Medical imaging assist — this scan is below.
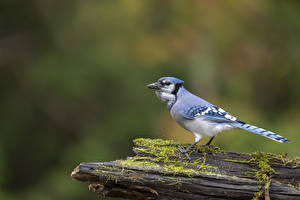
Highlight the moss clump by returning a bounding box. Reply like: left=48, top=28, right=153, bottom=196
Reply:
left=250, top=152, right=275, bottom=182
left=286, top=183, right=300, bottom=191
left=196, top=144, right=225, bottom=155
left=119, top=159, right=205, bottom=176
left=134, top=138, right=224, bottom=161
left=224, top=152, right=279, bottom=181
left=119, top=138, right=219, bottom=177
left=260, top=153, right=300, bottom=169
left=134, top=138, right=180, bottom=147
left=252, top=190, right=263, bottom=200
left=120, top=159, right=164, bottom=172
left=224, top=152, right=276, bottom=200
left=291, top=157, right=300, bottom=168
left=133, top=138, right=180, bottom=162
left=251, top=153, right=274, bottom=200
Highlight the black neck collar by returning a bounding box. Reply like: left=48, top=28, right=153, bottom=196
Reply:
left=172, top=84, right=182, bottom=95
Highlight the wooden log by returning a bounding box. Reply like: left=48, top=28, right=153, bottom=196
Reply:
left=71, top=138, right=300, bottom=200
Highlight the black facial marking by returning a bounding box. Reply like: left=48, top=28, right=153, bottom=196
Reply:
left=172, top=83, right=182, bottom=95
left=159, top=79, right=171, bottom=86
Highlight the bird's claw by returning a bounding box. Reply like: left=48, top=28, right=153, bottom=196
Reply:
left=177, top=145, right=191, bottom=160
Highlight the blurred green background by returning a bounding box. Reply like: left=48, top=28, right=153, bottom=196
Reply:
left=1, top=1, right=300, bottom=199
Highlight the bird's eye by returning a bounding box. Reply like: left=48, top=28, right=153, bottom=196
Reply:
left=159, top=79, right=171, bottom=86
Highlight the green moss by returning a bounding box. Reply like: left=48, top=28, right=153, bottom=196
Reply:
left=134, top=138, right=224, bottom=161
left=252, top=190, right=263, bottom=200
left=118, top=138, right=220, bottom=177
left=251, top=152, right=275, bottom=181
left=291, top=157, right=300, bottom=168
left=133, top=138, right=180, bottom=162
left=246, top=152, right=274, bottom=200
left=224, top=152, right=276, bottom=200
left=120, top=159, right=164, bottom=172
left=165, top=177, right=181, bottom=186
left=223, top=159, right=251, bottom=164
left=134, top=138, right=180, bottom=147
left=286, top=183, right=300, bottom=190
left=196, top=144, right=225, bottom=155
left=224, top=152, right=277, bottom=180
left=261, top=153, right=300, bottom=169
left=119, top=155, right=216, bottom=177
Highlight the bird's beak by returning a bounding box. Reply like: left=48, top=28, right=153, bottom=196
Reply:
left=147, top=82, right=159, bottom=90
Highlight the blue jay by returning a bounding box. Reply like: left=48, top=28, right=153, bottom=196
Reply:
left=147, top=77, right=290, bottom=158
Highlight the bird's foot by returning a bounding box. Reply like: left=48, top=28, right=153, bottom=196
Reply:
left=177, top=145, right=191, bottom=160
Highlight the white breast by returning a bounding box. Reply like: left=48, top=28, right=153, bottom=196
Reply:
left=171, top=110, right=233, bottom=138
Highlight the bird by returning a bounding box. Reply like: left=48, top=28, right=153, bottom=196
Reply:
left=147, top=77, right=290, bottom=158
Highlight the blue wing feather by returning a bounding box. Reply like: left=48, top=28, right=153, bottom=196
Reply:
left=182, top=106, right=207, bottom=119
left=182, top=105, right=242, bottom=123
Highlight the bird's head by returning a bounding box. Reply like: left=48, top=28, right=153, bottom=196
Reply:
left=147, top=77, right=184, bottom=103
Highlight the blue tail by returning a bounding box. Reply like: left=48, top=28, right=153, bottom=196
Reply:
left=232, top=122, right=290, bottom=143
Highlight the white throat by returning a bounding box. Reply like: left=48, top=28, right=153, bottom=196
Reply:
left=155, top=90, right=176, bottom=109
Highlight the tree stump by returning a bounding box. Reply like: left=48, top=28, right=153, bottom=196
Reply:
left=71, top=138, right=300, bottom=200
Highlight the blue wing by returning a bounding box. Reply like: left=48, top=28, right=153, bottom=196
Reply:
left=182, top=105, right=244, bottom=124
left=181, top=105, right=290, bottom=143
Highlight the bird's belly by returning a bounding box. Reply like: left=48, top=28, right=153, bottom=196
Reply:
left=171, top=113, right=233, bottom=138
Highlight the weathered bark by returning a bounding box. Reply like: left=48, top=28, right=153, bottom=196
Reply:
left=71, top=138, right=300, bottom=200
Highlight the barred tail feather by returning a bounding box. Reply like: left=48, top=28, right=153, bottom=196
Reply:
left=232, top=123, right=290, bottom=143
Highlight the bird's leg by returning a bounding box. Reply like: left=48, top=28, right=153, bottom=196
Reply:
left=205, top=136, right=215, bottom=146
left=178, top=141, right=199, bottom=160
left=178, top=142, right=197, bottom=153
left=178, top=134, right=201, bottom=160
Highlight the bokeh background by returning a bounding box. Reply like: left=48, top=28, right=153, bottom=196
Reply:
left=1, top=1, right=300, bottom=200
